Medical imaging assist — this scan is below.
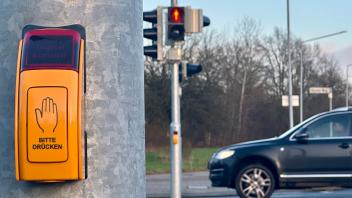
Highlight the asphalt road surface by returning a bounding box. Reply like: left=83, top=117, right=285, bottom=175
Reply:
left=147, top=172, right=352, bottom=198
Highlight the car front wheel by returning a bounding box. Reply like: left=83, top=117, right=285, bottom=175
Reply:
left=235, top=164, right=275, bottom=198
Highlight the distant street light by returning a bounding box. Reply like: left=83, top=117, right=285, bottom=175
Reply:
left=299, top=30, right=347, bottom=122
left=346, top=64, right=352, bottom=107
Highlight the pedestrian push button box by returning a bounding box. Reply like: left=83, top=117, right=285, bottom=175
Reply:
left=14, top=25, right=87, bottom=182
left=27, top=87, right=68, bottom=163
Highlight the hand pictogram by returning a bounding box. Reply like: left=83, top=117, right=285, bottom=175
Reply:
left=35, top=97, right=58, bottom=133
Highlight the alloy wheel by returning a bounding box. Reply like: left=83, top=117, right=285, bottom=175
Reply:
left=239, top=167, right=272, bottom=198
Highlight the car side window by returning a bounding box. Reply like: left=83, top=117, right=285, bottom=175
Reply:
left=305, top=113, right=351, bottom=138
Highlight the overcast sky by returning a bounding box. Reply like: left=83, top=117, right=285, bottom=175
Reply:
left=144, top=0, right=352, bottom=67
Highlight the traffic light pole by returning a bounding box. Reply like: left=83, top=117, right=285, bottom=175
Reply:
left=166, top=1, right=209, bottom=197
left=169, top=1, right=181, bottom=198
left=171, top=0, right=177, bottom=6
left=170, top=56, right=182, bottom=198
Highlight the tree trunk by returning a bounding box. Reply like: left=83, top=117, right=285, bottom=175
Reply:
left=0, top=0, right=145, bottom=197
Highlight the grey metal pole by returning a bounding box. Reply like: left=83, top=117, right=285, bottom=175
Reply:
left=303, top=31, right=347, bottom=43
left=0, top=1, right=145, bottom=197
left=171, top=0, right=177, bottom=6
left=300, top=50, right=303, bottom=122
left=346, top=65, right=352, bottom=107
left=287, top=0, right=294, bottom=128
left=329, top=93, right=333, bottom=111
left=169, top=1, right=182, bottom=197
left=170, top=60, right=182, bottom=198
left=347, top=66, right=349, bottom=107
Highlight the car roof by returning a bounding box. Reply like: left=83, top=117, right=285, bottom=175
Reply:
left=331, top=107, right=352, bottom=112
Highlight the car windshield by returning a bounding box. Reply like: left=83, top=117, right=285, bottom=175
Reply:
left=278, top=113, right=324, bottom=138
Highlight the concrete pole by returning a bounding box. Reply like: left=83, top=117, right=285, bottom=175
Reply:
left=0, top=1, right=145, bottom=197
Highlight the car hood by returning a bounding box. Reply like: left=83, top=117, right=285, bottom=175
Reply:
left=219, top=137, right=278, bottom=151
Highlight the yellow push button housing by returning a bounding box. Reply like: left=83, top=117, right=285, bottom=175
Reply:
left=14, top=25, right=87, bottom=181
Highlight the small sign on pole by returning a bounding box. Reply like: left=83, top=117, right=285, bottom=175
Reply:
left=282, top=95, right=299, bottom=107
left=309, top=87, right=332, bottom=94
left=309, top=87, right=333, bottom=111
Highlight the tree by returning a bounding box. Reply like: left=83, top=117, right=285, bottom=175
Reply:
left=144, top=18, right=347, bottom=148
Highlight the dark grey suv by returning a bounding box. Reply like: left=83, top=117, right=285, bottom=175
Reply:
left=208, top=108, right=352, bottom=198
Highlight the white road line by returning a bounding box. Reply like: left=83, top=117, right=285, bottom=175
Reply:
left=187, top=185, right=209, bottom=190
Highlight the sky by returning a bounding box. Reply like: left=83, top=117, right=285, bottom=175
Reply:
left=143, top=0, right=352, bottom=67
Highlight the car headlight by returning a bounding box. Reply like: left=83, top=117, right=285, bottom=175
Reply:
left=215, top=150, right=235, bottom=160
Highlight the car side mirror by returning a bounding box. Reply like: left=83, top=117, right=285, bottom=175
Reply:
left=293, top=128, right=309, bottom=142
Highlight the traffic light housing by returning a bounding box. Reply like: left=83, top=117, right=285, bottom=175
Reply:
left=179, top=62, right=202, bottom=81
left=167, top=7, right=185, bottom=42
left=186, top=63, right=202, bottom=76
left=143, top=7, right=163, bottom=60
left=184, top=8, right=211, bottom=33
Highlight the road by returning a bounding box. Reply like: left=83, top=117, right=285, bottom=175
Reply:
left=147, top=172, right=352, bottom=198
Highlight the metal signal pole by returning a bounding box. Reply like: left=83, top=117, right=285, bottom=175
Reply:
left=167, top=1, right=208, bottom=197
left=170, top=57, right=182, bottom=198
left=287, top=0, right=294, bottom=128
left=170, top=0, right=182, bottom=197
left=347, top=64, right=352, bottom=107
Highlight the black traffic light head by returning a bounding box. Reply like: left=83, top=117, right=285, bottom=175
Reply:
left=186, top=63, right=202, bottom=77
left=144, top=45, right=158, bottom=59
left=143, top=7, right=163, bottom=60
left=179, top=62, right=202, bottom=82
left=167, top=7, right=185, bottom=42
left=143, top=10, right=158, bottom=23
left=203, top=16, right=210, bottom=28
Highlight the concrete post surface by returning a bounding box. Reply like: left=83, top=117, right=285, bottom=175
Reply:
left=0, top=0, right=145, bottom=197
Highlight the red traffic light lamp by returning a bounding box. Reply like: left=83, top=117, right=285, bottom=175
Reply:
left=169, top=7, right=184, bottom=23
left=167, top=7, right=185, bottom=42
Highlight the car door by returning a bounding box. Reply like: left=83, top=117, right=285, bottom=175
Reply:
left=282, top=112, right=352, bottom=176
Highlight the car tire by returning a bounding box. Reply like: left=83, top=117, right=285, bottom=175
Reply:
left=235, top=164, right=275, bottom=198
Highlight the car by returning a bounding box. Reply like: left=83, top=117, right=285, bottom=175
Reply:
left=208, top=107, right=352, bottom=198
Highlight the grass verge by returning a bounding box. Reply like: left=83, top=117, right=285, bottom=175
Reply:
left=146, top=147, right=218, bottom=174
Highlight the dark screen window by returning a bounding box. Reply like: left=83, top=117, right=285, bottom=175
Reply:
left=21, top=35, right=79, bottom=71
left=27, top=36, right=72, bottom=65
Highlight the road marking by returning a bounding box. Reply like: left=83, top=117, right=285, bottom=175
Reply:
left=320, top=191, right=333, bottom=194
left=187, top=185, right=209, bottom=190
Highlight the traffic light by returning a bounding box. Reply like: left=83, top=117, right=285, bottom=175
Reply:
left=167, top=7, right=185, bottom=42
left=179, top=62, right=202, bottom=81
left=186, top=63, right=203, bottom=76
left=143, top=7, right=163, bottom=60
left=184, top=8, right=211, bottom=33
